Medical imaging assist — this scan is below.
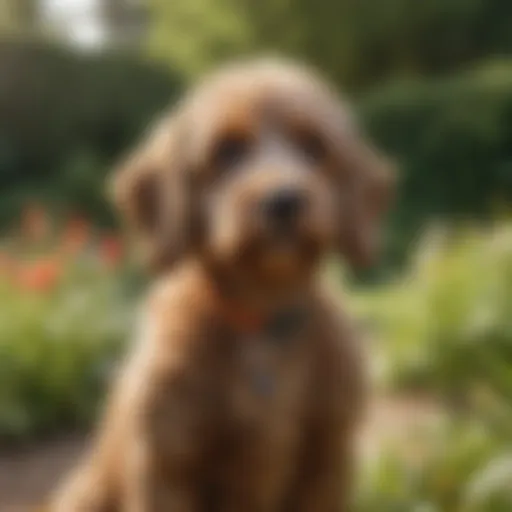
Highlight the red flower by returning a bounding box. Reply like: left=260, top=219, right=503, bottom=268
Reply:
left=17, top=257, right=62, bottom=292
left=99, top=235, right=124, bottom=268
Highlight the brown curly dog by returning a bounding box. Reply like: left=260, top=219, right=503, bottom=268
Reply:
left=51, top=58, right=394, bottom=512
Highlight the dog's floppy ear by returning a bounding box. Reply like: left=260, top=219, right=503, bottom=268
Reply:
left=336, top=133, right=395, bottom=269
left=109, top=116, right=191, bottom=272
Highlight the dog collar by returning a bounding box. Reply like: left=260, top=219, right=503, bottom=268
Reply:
left=216, top=296, right=308, bottom=341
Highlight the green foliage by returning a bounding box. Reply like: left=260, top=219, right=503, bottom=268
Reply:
left=0, top=39, right=180, bottom=225
left=0, top=264, right=132, bottom=443
left=355, top=222, right=512, bottom=402
left=0, top=206, right=138, bottom=443
left=354, top=222, right=512, bottom=511
left=147, top=0, right=253, bottom=77
left=361, top=61, right=512, bottom=266
left=147, top=0, right=512, bottom=89
left=358, top=419, right=512, bottom=512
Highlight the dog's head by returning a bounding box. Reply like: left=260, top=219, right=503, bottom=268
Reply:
left=111, top=59, right=394, bottom=291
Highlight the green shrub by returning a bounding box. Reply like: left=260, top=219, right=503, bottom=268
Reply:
left=0, top=269, right=130, bottom=443
left=358, top=419, right=512, bottom=512
left=0, top=208, right=138, bottom=443
left=0, top=39, right=182, bottom=225
left=361, top=61, right=512, bottom=266
left=148, top=0, right=512, bottom=90
left=355, top=221, right=512, bottom=406
left=354, top=222, right=512, bottom=511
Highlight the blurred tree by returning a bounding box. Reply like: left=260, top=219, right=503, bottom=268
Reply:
left=146, top=0, right=512, bottom=90
left=243, top=0, right=512, bottom=89
left=146, top=0, right=254, bottom=77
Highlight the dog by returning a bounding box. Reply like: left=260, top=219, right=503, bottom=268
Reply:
left=51, top=58, right=393, bottom=512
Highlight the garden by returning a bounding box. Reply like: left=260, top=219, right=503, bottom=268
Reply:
left=1, top=0, right=512, bottom=509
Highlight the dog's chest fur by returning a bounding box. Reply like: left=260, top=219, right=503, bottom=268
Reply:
left=213, top=329, right=310, bottom=492
left=124, top=269, right=359, bottom=511
left=153, top=323, right=313, bottom=510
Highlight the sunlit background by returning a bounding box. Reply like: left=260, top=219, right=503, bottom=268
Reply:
left=0, top=1, right=511, bottom=510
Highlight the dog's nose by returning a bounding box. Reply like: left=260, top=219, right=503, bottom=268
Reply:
left=263, top=188, right=306, bottom=225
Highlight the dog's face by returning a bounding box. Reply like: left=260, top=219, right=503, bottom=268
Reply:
left=112, top=60, right=393, bottom=290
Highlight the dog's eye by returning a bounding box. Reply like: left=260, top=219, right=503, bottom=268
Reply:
left=211, top=134, right=250, bottom=171
left=296, top=131, right=327, bottom=165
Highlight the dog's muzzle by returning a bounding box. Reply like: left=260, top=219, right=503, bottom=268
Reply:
left=260, top=187, right=307, bottom=231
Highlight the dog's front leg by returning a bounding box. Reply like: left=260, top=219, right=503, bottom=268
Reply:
left=50, top=461, right=115, bottom=512
left=124, top=465, right=198, bottom=512
left=121, top=360, right=206, bottom=512
left=292, top=355, right=363, bottom=511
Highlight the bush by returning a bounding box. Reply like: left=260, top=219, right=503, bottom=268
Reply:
left=148, top=0, right=512, bottom=90
left=353, top=221, right=512, bottom=512
left=361, top=61, right=512, bottom=266
left=355, top=221, right=512, bottom=407
left=0, top=206, right=137, bottom=443
left=358, top=419, right=512, bottom=512
left=0, top=39, right=182, bottom=226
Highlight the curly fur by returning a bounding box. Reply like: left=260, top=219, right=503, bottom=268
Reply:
left=51, top=58, right=394, bottom=512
